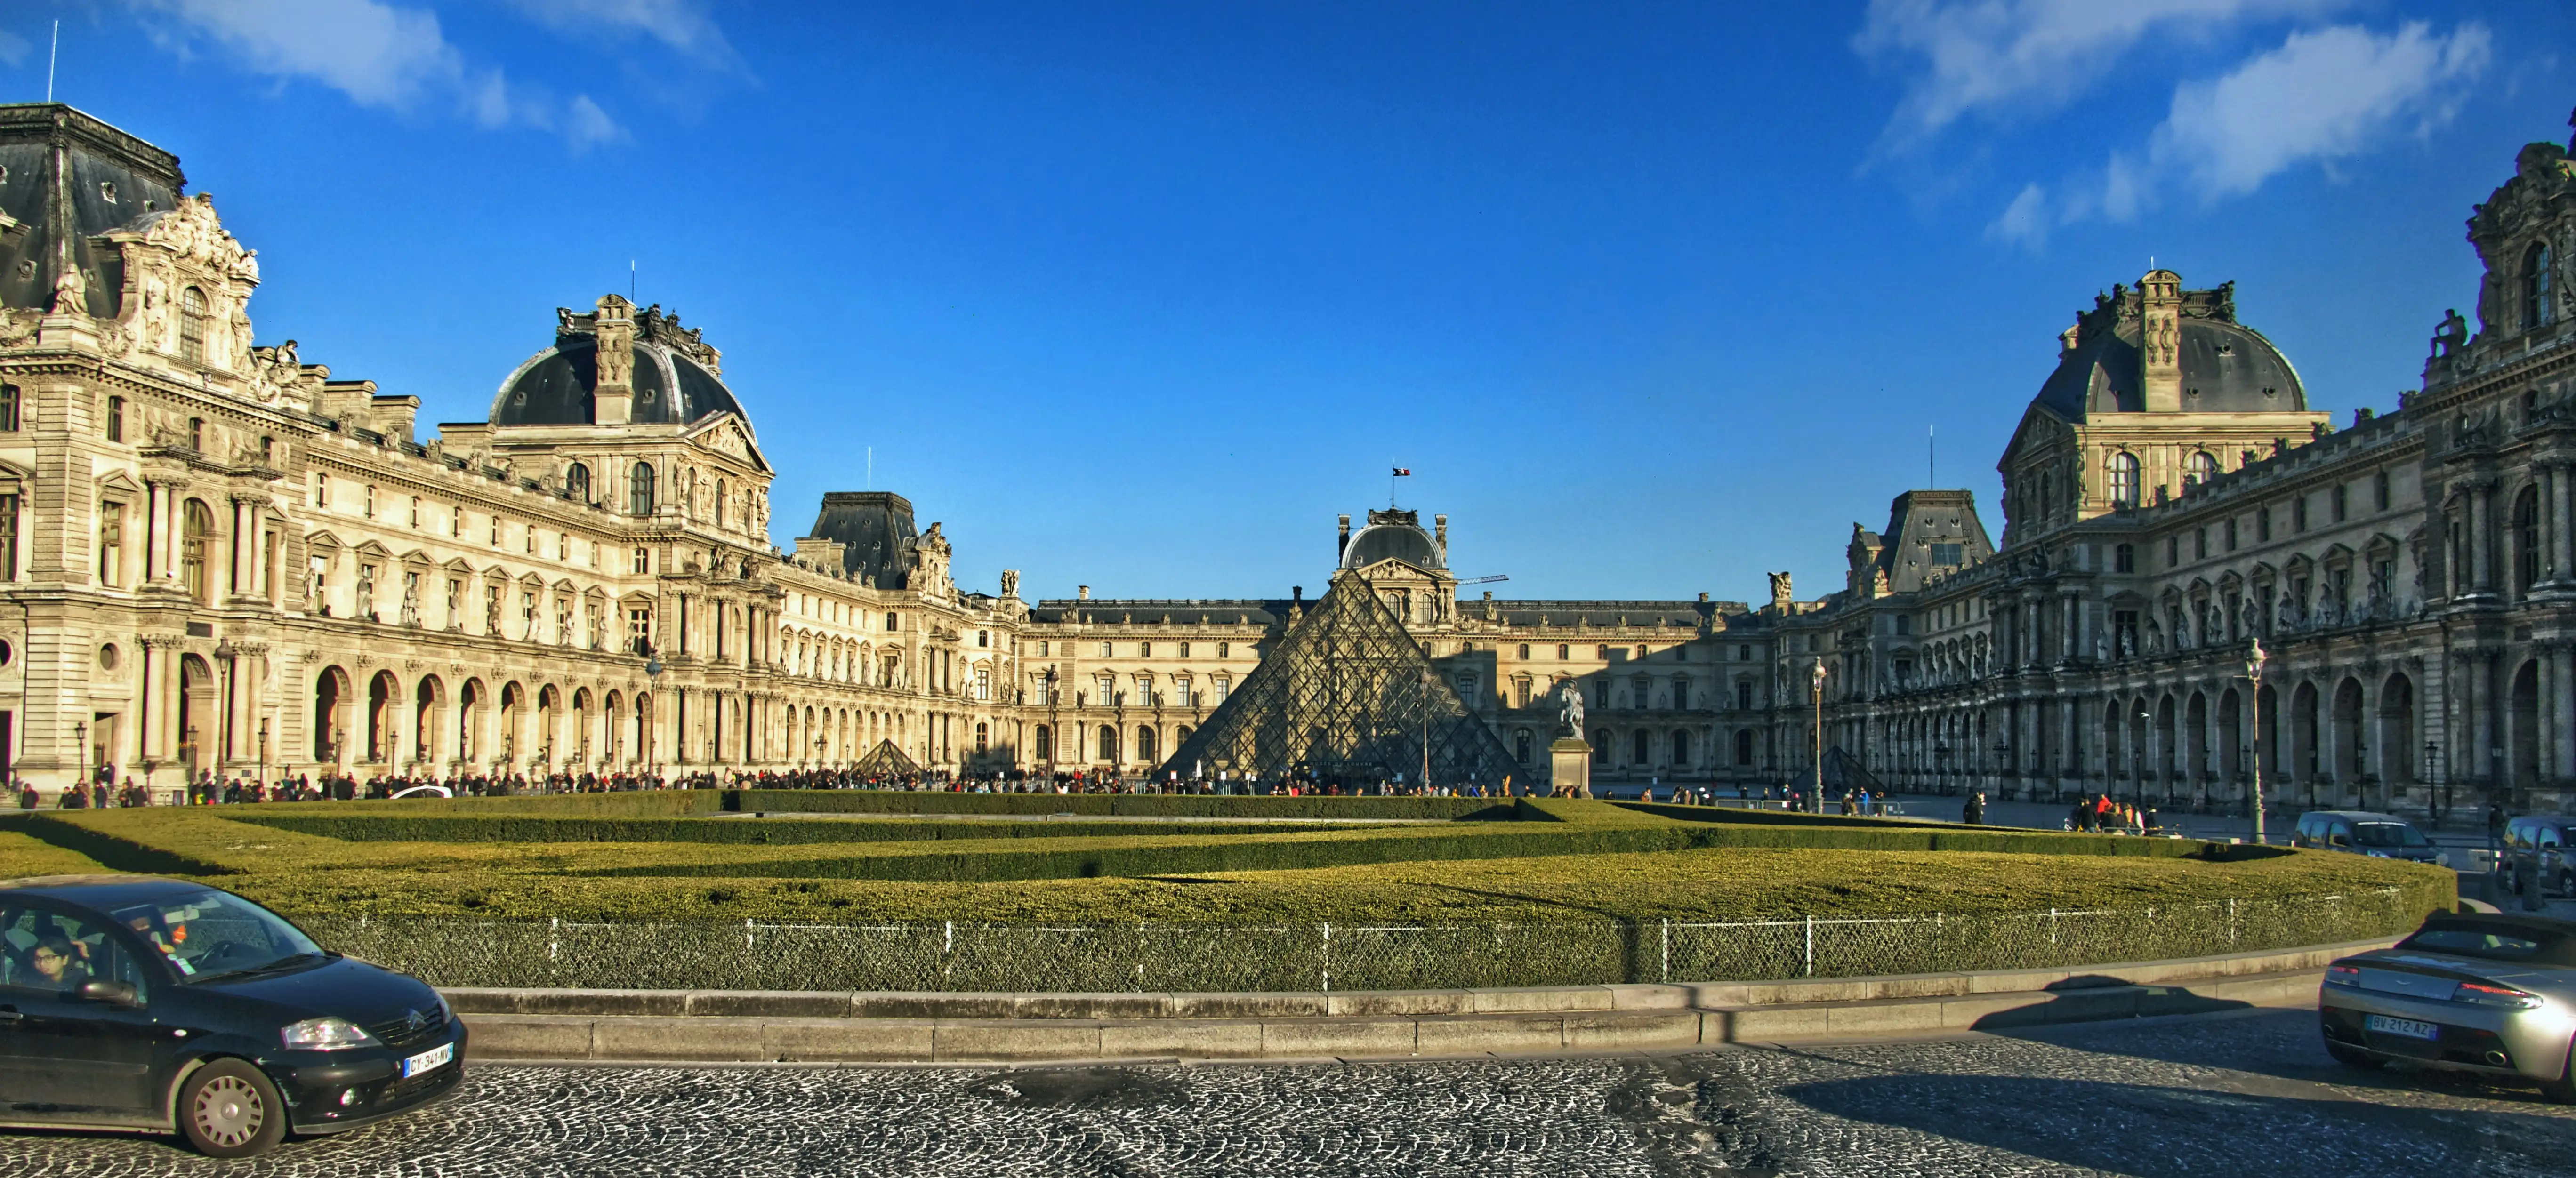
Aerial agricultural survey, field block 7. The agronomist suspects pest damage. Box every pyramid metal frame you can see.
[851,739,922,778]
[1159,570,1521,789]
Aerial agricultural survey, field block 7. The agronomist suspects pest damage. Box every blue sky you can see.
[10,1,2571,603]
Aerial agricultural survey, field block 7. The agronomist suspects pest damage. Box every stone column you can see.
[2472,482,2496,592]
[2555,464,2576,585]
[227,495,251,596]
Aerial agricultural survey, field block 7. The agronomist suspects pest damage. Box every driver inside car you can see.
[27,934,93,992]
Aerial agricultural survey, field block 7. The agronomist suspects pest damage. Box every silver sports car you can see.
[2320,912,2576,1099]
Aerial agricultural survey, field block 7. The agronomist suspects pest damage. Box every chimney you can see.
[1433,514,1448,563]
[2139,270,2182,412]
[1337,514,1351,559]
[592,294,637,425]
[1077,585,1090,600]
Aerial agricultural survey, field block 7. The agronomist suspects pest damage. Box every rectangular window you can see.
[1213,675,1231,702]
[2194,527,2207,560]
[1894,616,1911,635]
[2113,609,2141,657]
[451,505,463,536]
[2293,496,2309,531]
[0,492,21,581]
[1139,641,1152,658]
[1930,542,1964,566]
[1515,679,1531,708]
[2165,536,2179,566]
[2224,519,2238,550]
[363,485,376,518]
[2374,471,2391,511]
[524,526,535,554]
[1101,641,1113,657]
[1216,641,1229,658]
[633,547,651,574]
[975,667,991,702]
[1038,640,1050,656]
[409,497,421,528]
[1177,641,1189,658]
[0,384,20,431]
[105,395,123,442]
[2332,484,2348,522]
[628,608,652,655]
[490,515,501,546]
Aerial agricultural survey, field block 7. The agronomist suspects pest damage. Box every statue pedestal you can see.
[1549,738,1592,798]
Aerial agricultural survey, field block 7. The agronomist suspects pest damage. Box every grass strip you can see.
[221,814,1389,845]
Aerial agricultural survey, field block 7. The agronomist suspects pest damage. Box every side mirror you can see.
[76,979,140,1008]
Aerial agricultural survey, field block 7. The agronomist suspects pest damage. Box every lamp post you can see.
[644,650,662,776]
[2426,739,2444,825]
[1810,659,1827,813]
[213,639,235,769]
[1934,741,1949,795]
[72,720,87,800]
[2244,638,2269,845]
[1995,739,2011,801]
[257,718,269,790]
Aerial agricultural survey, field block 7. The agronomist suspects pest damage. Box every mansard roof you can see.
[2031,282,2304,422]
[491,303,745,428]
[0,103,186,318]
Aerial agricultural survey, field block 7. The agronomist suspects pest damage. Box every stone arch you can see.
[413,674,446,769]
[314,665,351,763]
[367,670,400,764]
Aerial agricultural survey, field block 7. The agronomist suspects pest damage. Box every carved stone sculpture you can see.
[1554,679,1586,739]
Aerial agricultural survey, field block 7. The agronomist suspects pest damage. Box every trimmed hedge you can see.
[577,819,2249,884]
[221,814,1381,845]
[1610,800,1963,830]
[7,813,233,876]
[722,789,1515,822]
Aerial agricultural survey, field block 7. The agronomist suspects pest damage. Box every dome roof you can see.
[1341,516,1443,571]
[491,305,745,428]
[2033,315,2303,422]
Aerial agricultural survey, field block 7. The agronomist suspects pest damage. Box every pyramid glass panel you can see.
[1160,571,1521,789]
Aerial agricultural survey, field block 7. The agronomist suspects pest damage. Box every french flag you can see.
[1392,467,1411,476]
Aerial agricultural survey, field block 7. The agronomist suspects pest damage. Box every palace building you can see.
[3,100,2572,819]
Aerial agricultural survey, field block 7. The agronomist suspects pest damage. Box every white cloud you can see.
[1856,0,2343,145]
[2149,21,2490,198]
[1988,21,2490,247]
[123,0,627,148]
[506,0,740,70]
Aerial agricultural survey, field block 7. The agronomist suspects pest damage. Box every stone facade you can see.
[1766,121,2576,821]
[8,103,2567,811]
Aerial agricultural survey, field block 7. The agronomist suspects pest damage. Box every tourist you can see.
[1963,791,1984,825]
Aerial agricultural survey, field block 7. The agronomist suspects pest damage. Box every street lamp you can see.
[643,649,662,774]
[2426,739,2444,825]
[2244,638,2269,845]
[257,718,269,790]
[213,639,236,769]
[72,720,87,800]
[1810,659,1827,813]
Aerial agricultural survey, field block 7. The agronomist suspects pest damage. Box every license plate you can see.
[2366,1014,2440,1041]
[400,1042,454,1077]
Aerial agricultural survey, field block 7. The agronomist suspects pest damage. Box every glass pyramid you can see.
[1160,570,1522,789]
[852,738,922,779]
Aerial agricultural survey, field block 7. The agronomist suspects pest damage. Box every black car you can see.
[0,875,467,1157]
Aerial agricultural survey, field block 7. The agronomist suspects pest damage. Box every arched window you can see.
[566,462,590,504]
[1592,729,1610,765]
[178,288,208,363]
[1136,725,1157,763]
[2184,451,2218,489]
[2528,243,2557,331]
[1632,729,1650,764]
[974,722,989,755]
[2107,451,2141,508]
[1671,729,1691,766]
[1097,725,1119,763]
[714,478,727,526]
[180,499,213,602]
[629,461,656,515]
[2516,486,2543,590]
[1735,729,1755,766]
[1033,724,1052,761]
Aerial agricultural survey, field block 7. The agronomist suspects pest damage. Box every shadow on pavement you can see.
[1965,975,2254,1032]
[1774,1071,2573,1177]
[1989,1005,2571,1105]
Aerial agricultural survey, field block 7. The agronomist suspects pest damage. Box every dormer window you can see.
[2106,451,2141,508]
[98,180,115,203]
[177,288,208,363]
[566,462,590,504]
[2527,243,2557,331]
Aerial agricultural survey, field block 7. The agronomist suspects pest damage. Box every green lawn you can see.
[0,793,2453,929]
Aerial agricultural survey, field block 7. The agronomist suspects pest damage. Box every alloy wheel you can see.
[192,1074,265,1148]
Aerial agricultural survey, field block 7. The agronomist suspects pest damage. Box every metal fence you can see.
[298,887,2425,993]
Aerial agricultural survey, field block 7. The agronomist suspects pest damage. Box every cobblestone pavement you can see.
[9,1009,2576,1177]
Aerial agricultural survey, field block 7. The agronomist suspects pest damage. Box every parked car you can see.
[2505,816,2576,898]
[0,875,466,1157]
[2290,810,2449,867]
[2320,911,2576,1099]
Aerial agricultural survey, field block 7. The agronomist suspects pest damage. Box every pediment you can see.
[684,412,771,473]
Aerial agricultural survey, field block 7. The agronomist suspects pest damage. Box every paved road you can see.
[10,1009,2575,1176]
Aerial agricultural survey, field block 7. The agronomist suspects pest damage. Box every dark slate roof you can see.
[1340,508,1444,571]
[1028,599,1290,626]
[802,492,917,588]
[1869,490,1995,595]
[1458,600,1733,629]
[0,104,185,318]
[491,337,744,427]
[2033,313,2302,422]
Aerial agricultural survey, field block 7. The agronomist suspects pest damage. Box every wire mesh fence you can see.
[298,887,2428,993]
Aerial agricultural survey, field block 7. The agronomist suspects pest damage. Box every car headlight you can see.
[2366,850,2389,858]
[2436,850,2451,868]
[280,1017,378,1050]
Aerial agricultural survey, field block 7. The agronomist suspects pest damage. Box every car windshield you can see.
[106,890,325,982]
[2353,822,2431,848]
[2399,924,2576,966]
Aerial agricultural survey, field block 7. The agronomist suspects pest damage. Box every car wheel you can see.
[2326,1041,2385,1071]
[2544,1040,2576,1105]
[178,1058,288,1158]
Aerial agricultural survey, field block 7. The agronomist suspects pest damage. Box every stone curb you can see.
[447,938,2392,1065]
